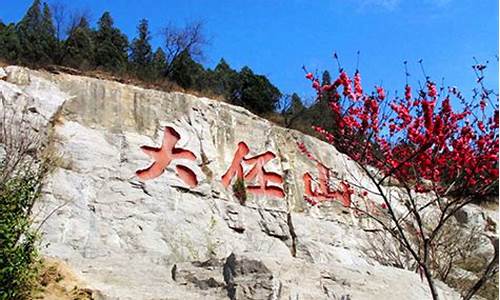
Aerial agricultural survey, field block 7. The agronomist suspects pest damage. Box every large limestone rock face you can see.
[0,66,465,299]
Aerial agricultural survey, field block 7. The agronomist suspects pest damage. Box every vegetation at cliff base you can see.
[0,166,43,300]
[0,91,50,299]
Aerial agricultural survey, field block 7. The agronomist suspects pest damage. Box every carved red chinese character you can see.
[303,162,352,207]
[221,142,285,198]
[136,126,198,188]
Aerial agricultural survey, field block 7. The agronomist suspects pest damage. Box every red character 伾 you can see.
[221,142,285,198]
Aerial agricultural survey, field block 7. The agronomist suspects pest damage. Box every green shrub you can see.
[232,178,247,206]
[0,164,43,300]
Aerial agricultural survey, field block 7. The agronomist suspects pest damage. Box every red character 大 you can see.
[303,162,352,207]
[136,126,198,188]
[221,142,285,198]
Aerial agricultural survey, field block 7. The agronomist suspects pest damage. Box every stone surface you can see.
[172,252,461,300]
[2,66,492,299]
[0,67,7,80]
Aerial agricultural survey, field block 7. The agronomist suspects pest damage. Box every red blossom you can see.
[376,86,385,100]
[480,99,486,111]
[405,85,412,101]
[302,65,499,198]
[354,72,363,99]
[427,81,437,98]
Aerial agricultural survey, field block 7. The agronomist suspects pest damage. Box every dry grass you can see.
[34,257,102,300]
[0,59,8,68]
[43,65,228,103]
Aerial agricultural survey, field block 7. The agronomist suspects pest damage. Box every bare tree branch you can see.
[161,21,207,76]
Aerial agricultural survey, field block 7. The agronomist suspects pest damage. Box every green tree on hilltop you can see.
[232,66,282,114]
[209,58,239,98]
[16,0,56,65]
[93,12,128,72]
[0,22,21,62]
[62,16,94,69]
[40,3,57,62]
[281,92,306,127]
[130,18,153,79]
[168,50,207,90]
[151,47,167,78]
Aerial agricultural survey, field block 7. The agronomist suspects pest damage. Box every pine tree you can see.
[130,18,153,77]
[232,66,282,114]
[16,0,45,64]
[279,92,306,128]
[210,58,239,97]
[289,93,305,114]
[15,0,57,65]
[93,12,128,72]
[168,50,206,90]
[0,22,20,62]
[40,3,57,63]
[151,47,167,79]
[62,17,94,69]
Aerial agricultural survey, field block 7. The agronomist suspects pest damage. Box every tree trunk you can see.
[423,265,440,300]
[462,236,499,300]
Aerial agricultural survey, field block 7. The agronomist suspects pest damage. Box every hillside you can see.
[0,65,496,300]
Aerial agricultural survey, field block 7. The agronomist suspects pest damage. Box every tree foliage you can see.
[209,59,240,98]
[151,47,167,78]
[161,21,206,77]
[168,50,206,90]
[0,23,20,62]
[230,66,282,114]
[62,16,94,69]
[130,18,153,79]
[93,12,128,72]
[16,0,56,65]
[0,2,316,118]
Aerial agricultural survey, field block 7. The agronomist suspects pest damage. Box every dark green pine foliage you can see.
[151,47,167,78]
[208,58,239,98]
[16,0,56,65]
[62,17,94,70]
[286,93,306,117]
[168,50,206,90]
[290,93,305,112]
[0,22,21,62]
[15,0,42,64]
[231,66,282,115]
[93,12,128,72]
[40,3,58,62]
[130,19,153,79]
[281,92,306,128]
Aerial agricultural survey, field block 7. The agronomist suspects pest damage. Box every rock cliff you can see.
[1,66,494,299]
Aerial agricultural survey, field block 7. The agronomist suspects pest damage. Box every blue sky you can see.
[1,0,498,102]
